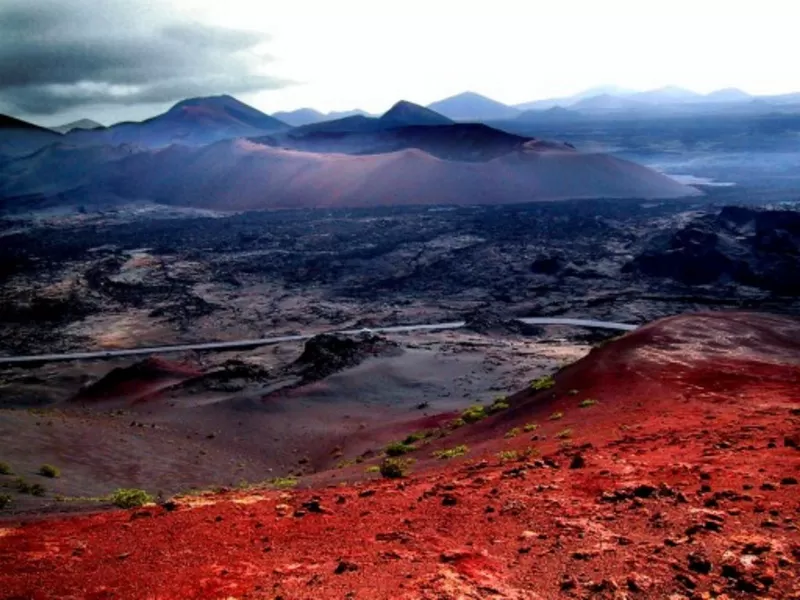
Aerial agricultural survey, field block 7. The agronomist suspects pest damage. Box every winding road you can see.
[0,318,638,366]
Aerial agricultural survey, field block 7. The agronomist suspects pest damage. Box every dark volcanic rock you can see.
[294,333,401,380]
[462,308,544,336]
[626,206,800,293]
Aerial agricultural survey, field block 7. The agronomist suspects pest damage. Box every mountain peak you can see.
[380,101,452,126]
[427,92,519,121]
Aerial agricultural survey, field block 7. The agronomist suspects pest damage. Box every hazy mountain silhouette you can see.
[427,92,520,121]
[51,119,104,134]
[272,108,326,127]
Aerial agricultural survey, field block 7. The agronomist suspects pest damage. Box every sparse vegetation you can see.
[567,389,579,396]
[385,441,415,457]
[15,478,46,497]
[579,398,598,408]
[449,418,467,429]
[336,459,356,469]
[556,428,573,439]
[270,477,298,489]
[530,375,556,391]
[403,430,431,445]
[432,444,469,459]
[0,494,11,509]
[379,457,411,479]
[0,461,12,475]
[505,427,521,439]
[109,488,153,508]
[39,464,60,478]
[497,450,519,461]
[548,411,564,420]
[523,423,538,432]
[461,405,487,424]
[521,446,540,459]
[365,465,380,473]
[487,397,510,414]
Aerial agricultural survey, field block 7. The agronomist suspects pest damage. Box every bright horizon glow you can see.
[20,0,800,126]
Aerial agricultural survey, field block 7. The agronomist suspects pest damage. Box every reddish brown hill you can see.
[2,312,799,599]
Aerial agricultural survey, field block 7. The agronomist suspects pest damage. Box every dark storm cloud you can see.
[0,0,290,115]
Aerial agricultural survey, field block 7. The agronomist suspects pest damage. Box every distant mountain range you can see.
[272,108,371,127]
[60,95,289,149]
[0,93,701,212]
[427,92,520,121]
[50,119,104,134]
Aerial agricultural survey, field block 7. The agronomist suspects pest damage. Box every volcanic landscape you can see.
[1,93,799,599]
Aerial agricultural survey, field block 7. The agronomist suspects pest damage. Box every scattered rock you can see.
[334,560,359,575]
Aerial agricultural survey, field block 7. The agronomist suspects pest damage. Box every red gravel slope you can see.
[2,311,799,599]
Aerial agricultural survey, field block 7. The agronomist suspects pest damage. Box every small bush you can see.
[567,389,579,396]
[487,399,509,414]
[449,418,467,429]
[365,465,380,473]
[579,399,598,408]
[15,478,45,496]
[403,430,431,445]
[270,477,298,489]
[109,488,153,508]
[505,427,521,439]
[555,428,573,439]
[0,494,11,509]
[379,458,411,479]
[0,461,12,475]
[461,405,487,424]
[530,375,556,391]
[385,441,415,457]
[548,412,564,420]
[336,459,355,469]
[523,423,538,433]
[521,446,540,459]
[39,464,60,478]
[432,445,469,459]
[497,450,519,461]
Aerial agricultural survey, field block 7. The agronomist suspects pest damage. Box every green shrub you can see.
[487,399,509,414]
[336,459,356,469]
[403,430,431,444]
[15,478,45,496]
[523,423,538,432]
[365,465,380,473]
[530,375,556,391]
[379,458,411,479]
[505,427,521,439]
[39,464,60,478]
[0,461,12,475]
[109,488,153,508]
[461,405,487,424]
[449,418,467,429]
[270,477,298,489]
[555,428,573,439]
[497,450,519,461]
[548,412,564,420]
[432,445,469,459]
[385,441,415,457]
[579,399,598,408]
[0,494,11,509]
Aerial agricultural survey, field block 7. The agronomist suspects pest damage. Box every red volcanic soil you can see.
[70,357,202,405]
[2,312,799,599]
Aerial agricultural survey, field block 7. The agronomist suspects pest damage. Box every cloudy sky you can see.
[2,0,798,126]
